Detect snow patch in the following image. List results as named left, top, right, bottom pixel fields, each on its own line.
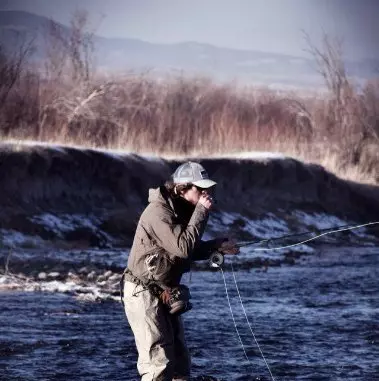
left=1, top=140, right=68, bottom=153
left=30, top=213, right=101, bottom=236
left=209, top=211, right=290, bottom=239
left=293, top=211, right=346, bottom=230
left=292, top=211, right=377, bottom=243
left=28, top=213, right=117, bottom=247
left=213, top=151, right=286, bottom=160
left=0, top=229, right=45, bottom=248
left=245, top=213, right=290, bottom=239
left=206, top=212, right=312, bottom=257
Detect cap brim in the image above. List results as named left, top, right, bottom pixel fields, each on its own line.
left=192, top=179, right=217, bottom=188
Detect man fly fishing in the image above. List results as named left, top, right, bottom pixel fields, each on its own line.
left=121, top=161, right=239, bottom=381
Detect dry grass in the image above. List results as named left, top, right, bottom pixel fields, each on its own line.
left=1, top=70, right=379, bottom=184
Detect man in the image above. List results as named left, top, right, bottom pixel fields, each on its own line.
left=122, top=161, right=239, bottom=381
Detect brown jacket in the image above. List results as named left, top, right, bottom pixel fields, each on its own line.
left=127, top=186, right=215, bottom=286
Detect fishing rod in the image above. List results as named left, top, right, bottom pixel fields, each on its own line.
left=237, top=221, right=379, bottom=248
left=209, top=221, right=379, bottom=268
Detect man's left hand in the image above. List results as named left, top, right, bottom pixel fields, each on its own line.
left=216, top=238, right=240, bottom=255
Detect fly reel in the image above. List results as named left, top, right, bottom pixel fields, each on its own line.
left=209, top=252, right=224, bottom=268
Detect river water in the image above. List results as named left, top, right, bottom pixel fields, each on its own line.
left=1, top=246, right=378, bottom=381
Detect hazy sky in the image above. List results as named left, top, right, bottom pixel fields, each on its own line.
left=1, top=0, right=378, bottom=59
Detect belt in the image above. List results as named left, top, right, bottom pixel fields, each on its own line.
left=120, top=268, right=166, bottom=304
left=122, top=268, right=147, bottom=286
left=120, top=268, right=149, bottom=305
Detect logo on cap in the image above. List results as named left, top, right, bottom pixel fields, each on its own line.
left=200, top=170, right=208, bottom=179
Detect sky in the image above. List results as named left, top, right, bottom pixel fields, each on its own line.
left=0, top=0, right=378, bottom=60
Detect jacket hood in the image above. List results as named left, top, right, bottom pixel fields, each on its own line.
left=148, top=186, right=168, bottom=204
left=148, top=186, right=195, bottom=221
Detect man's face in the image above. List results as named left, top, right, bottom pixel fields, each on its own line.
left=182, top=185, right=208, bottom=205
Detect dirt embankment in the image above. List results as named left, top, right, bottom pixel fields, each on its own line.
left=0, top=142, right=379, bottom=248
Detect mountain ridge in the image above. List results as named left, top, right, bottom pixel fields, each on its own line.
left=0, top=10, right=377, bottom=87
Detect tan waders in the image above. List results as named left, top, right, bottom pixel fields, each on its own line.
left=123, top=280, right=191, bottom=381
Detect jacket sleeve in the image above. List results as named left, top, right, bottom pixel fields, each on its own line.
left=191, top=239, right=221, bottom=261
left=143, top=202, right=209, bottom=259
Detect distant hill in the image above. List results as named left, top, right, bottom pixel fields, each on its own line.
left=0, top=10, right=377, bottom=88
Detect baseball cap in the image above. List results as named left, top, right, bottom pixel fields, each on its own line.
left=172, top=161, right=217, bottom=188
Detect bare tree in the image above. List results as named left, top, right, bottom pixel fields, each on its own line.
left=304, top=33, right=363, bottom=158
left=69, top=10, right=96, bottom=82
left=304, top=31, right=379, bottom=177
left=38, top=10, right=106, bottom=140
left=0, top=33, right=35, bottom=107
left=303, top=32, right=353, bottom=135
left=44, top=20, right=69, bottom=82
left=44, top=9, right=96, bottom=83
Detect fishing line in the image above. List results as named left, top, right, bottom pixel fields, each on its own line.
left=237, top=221, right=379, bottom=252
left=220, top=265, right=276, bottom=379
left=219, top=266, right=250, bottom=362
left=231, top=262, right=276, bottom=381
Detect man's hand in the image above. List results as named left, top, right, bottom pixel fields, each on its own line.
left=198, top=193, right=214, bottom=210
left=214, top=238, right=240, bottom=255
left=160, top=289, right=171, bottom=305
